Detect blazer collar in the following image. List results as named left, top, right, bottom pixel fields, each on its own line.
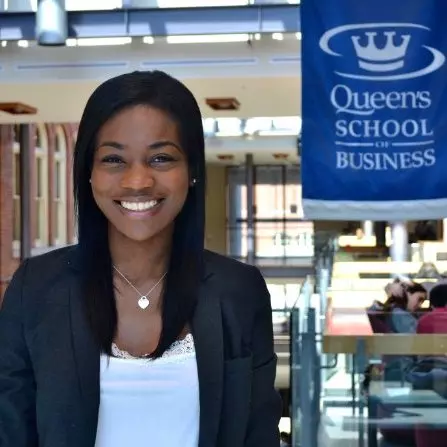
left=67, top=246, right=223, bottom=447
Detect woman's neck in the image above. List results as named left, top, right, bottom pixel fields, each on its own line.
left=108, top=226, right=172, bottom=284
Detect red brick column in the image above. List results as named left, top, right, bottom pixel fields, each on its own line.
left=0, top=125, right=18, bottom=299
left=63, top=123, right=76, bottom=244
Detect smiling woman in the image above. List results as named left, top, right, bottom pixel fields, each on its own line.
left=91, top=106, right=190, bottom=244
left=0, top=70, right=282, bottom=447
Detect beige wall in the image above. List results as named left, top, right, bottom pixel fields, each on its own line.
left=205, top=164, right=227, bottom=255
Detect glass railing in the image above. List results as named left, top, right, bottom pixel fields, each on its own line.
left=272, top=275, right=316, bottom=445
left=320, top=306, right=447, bottom=447
left=1, top=0, right=300, bottom=13
left=272, top=227, right=447, bottom=446
left=311, top=241, right=447, bottom=447
left=282, top=236, right=336, bottom=447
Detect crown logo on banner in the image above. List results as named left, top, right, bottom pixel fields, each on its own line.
left=351, top=31, right=411, bottom=72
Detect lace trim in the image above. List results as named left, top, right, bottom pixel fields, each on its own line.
left=111, top=333, right=195, bottom=360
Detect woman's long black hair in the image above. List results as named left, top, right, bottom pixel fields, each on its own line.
left=73, top=71, right=206, bottom=358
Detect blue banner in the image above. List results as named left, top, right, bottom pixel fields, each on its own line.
left=301, top=0, right=447, bottom=220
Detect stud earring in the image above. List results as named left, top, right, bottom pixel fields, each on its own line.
left=191, top=178, right=197, bottom=186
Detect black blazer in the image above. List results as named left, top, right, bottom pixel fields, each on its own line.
left=0, top=246, right=282, bottom=447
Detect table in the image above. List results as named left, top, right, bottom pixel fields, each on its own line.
left=367, top=383, right=447, bottom=447
left=324, top=308, right=447, bottom=356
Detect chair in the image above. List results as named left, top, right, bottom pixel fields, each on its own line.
left=366, top=309, right=392, bottom=334
left=416, top=427, right=447, bottom=447
left=366, top=308, right=416, bottom=446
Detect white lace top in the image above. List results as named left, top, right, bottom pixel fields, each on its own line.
left=95, top=334, right=200, bottom=447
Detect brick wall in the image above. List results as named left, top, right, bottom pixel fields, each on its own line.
left=0, top=123, right=76, bottom=301
left=0, top=124, right=17, bottom=297
left=64, top=123, right=77, bottom=243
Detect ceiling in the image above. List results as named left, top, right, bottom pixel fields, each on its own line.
left=0, top=34, right=302, bottom=163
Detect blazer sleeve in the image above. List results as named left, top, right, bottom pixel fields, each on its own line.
left=0, top=260, right=38, bottom=447
left=245, top=267, right=282, bottom=447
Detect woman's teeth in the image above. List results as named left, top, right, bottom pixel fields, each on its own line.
left=120, top=200, right=160, bottom=211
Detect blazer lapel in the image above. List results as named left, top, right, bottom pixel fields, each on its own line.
left=193, top=265, right=224, bottom=447
left=67, top=247, right=224, bottom=446
left=68, top=273, right=100, bottom=445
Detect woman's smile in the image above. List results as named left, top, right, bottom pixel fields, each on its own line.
left=114, top=198, right=166, bottom=219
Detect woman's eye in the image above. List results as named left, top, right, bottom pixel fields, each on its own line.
left=150, top=154, right=175, bottom=165
left=102, top=155, right=124, bottom=164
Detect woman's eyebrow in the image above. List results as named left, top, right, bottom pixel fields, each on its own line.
left=97, top=140, right=181, bottom=151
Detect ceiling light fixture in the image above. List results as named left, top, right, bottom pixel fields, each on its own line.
left=66, top=37, right=132, bottom=47
left=258, top=130, right=298, bottom=137
left=142, top=36, right=155, bottom=44
left=206, top=97, right=240, bottom=111
left=0, top=102, right=37, bottom=115
left=157, top=0, right=249, bottom=6
left=167, top=34, right=250, bottom=44
left=36, top=0, right=67, bottom=46
left=217, top=154, right=235, bottom=161
left=273, top=153, right=290, bottom=160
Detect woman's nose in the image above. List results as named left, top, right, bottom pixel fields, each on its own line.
left=120, top=163, right=155, bottom=190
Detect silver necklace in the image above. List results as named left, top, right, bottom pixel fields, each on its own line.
left=112, top=265, right=167, bottom=310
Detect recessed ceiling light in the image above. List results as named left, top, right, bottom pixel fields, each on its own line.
left=0, top=102, right=37, bottom=115
left=217, top=154, right=235, bottom=161
left=206, top=97, right=240, bottom=111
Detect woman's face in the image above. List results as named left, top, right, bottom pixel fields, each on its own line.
left=90, top=105, right=190, bottom=243
left=407, top=291, right=426, bottom=312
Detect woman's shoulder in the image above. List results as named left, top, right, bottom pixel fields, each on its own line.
left=28, top=244, right=77, bottom=268
left=3, top=246, right=79, bottom=312
left=391, top=307, right=409, bottom=315
left=203, top=250, right=268, bottom=308
left=203, top=251, right=269, bottom=322
left=204, top=250, right=262, bottom=282
left=15, top=245, right=78, bottom=287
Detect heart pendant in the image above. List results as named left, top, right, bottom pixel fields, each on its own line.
left=138, top=296, right=150, bottom=310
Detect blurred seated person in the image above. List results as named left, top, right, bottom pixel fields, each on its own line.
left=417, top=283, right=447, bottom=334
left=383, top=281, right=427, bottom=334
left=368, top=278, right=405, bottom=313
left=341, top=221, right=357, bottom=235
left=370, top=279, right=426, bottom=331
left=368, top=281, right=426, bottom=380
left=367, top=281, right=427, bottom=446
left=408, top=283, right=447, bottom=447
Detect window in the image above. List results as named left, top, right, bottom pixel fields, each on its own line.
left=53, top=126, right=67, bottom=245
left=12, top=125, right=51, bottom=251
left=227, top=164, right=314, bottom=259
left=34, top=125, right=49, bottom=247
left=12, top=144, right=20, bottom=243
left=13, top=124, right=20, bottom=144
